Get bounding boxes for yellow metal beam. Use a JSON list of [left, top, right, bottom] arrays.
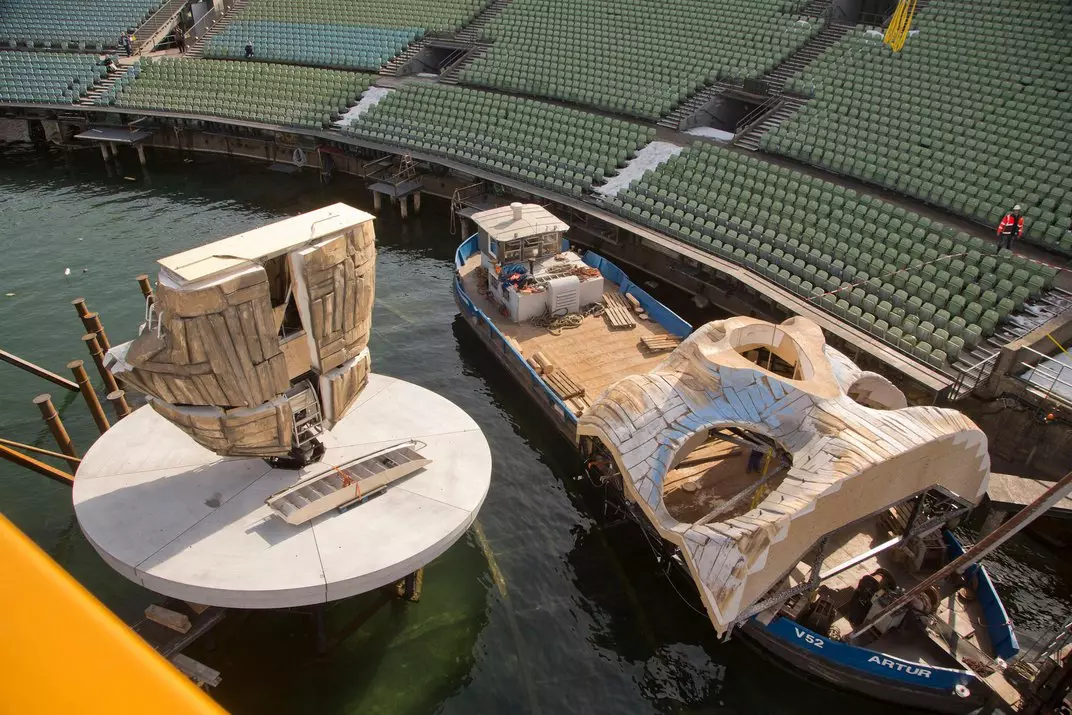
[[0, 514, 227, 714]]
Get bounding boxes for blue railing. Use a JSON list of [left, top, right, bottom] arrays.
[[454, 234, 578, 429], [942, 532, 1019, 660]]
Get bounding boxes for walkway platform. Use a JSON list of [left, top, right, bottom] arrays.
[[988, 473, 1072, 519], [73, 373, 492, 608]]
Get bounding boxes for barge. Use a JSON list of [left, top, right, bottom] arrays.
[[453, 203, 1021, 713]]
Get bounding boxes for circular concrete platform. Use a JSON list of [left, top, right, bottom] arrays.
[[73, 374, 491, 609]]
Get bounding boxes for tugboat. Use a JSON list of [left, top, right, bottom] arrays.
[[454, 203, 1021, 713]]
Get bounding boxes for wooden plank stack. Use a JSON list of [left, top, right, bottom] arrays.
[[544, 367, 585, 400], [641, 335, 683, 353], [602, 292, 637, 330]]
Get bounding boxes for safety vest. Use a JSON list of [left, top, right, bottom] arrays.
[[998, 213, 1023, 237]]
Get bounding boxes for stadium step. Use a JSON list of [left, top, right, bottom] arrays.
[[379, 40, 427, 77], [799, 0, 834, 17], [733, 96, 807, 150], [658, 81, 734, 130], [762, 23, 852, 94], [439, 46, 489, 84], [185, 0, 249, 59], [132, 0, 187, 55], [453, 0, 515, 44]]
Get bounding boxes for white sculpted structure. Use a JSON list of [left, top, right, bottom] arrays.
[[107, 203, 375, 460], [577, 316, 990, 635]]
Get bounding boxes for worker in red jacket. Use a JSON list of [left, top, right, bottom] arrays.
[[996, 204, 1024, 252]]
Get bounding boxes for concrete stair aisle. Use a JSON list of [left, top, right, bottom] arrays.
[[438, 45, 490, 84], [657, 81, 734, 130], [185, 0, 249, 58], [77, 65, 123, 106], [763, 22, 851, 94], [799, 0, 834, 17], [379, 40, 427, 77], [132, 0, 189, 55], [453, 0, 514, 44], [732, 96, 807, 150]]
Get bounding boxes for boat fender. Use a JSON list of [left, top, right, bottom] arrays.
[[293, 147, 307, 167]]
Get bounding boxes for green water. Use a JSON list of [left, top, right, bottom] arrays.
[[1, 144, 1064, 715]]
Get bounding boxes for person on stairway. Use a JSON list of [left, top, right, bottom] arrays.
[[995, 204, 1025, 253]]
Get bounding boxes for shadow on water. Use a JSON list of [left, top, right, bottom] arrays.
[[0, 143, 1065, 715]]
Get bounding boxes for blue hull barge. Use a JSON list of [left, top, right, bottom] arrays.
[[453, 204, 1020, 714]]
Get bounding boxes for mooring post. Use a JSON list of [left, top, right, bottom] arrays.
[[460, 219, 470, 238], [136, 143, 147, 167], [82, 312, 111, 352], [82, 333, 119, 394], [99, 143, 111, 163], [399, 194, 409, 220], [372, 190, 382, 213], [72, 297, 90, 319], [67, 360, 110, 434], [107, 389, 132, 420], [413, 192, 422, 215], [33, 394, 79, 470], [136, 274, 154, 306]]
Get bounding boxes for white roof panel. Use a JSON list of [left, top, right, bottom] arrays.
[[159, 203, 373, 283], [471, 203, 568, 242]]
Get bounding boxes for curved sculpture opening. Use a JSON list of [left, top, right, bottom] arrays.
[[662, 428, 792, 523], [728, 323, 811, 380], [845, 374, 909, 410]]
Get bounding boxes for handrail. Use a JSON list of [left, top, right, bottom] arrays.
[[949, 352, 999, 399]]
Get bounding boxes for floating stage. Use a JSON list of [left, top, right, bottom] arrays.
[[73, 373, 491, 608]]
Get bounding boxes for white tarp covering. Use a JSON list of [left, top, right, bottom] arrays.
[[596, 141, 683, 197], [335, 87, 393, 127]]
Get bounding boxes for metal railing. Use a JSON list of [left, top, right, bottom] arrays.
[[184, 0, 238, 47], [948, 352, 999, 400], [1017, 346, 1072, 408]]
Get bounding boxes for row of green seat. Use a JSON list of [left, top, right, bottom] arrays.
[[0, 0, 164, 49], [0, 51, 109, 104], [103, 58, 373, 128], [204, 20, 419, 71], [461, 0, 820, 119], [605, 142, 1057, 369], [771, 0, 1072, 253], [343, 83, 653, 196], [237, 0, 490, 33]]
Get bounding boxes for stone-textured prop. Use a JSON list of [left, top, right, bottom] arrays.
[[577, 316, 989, 636]]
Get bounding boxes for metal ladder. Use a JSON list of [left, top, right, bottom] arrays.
[[286, 382, 324, 448]]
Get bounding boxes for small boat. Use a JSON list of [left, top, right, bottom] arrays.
[[266, 441, 431, 525], [454, 203, 1021, 713]]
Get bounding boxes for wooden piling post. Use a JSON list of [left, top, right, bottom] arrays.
[[68, 360, 110, 434], [33, 394, 79, 470], [82, 312, 111, 352], [136, 143, 147, 167], [136, 274, 154, 306], [107, 389, 132, 420], [399, 194, 409, 220], [82, 333, 119, 394], [413, 192, 421, 214], [372, 191, 382, 213], [72, 297, 90, 319], [99, 143, 111, 163]]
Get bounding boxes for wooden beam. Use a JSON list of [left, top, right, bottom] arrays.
[[0, 349, 78, 392], [0, 443, 74, 486]]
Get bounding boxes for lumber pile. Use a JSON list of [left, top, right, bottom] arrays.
[[544, 367, 585, 400], [641, 335, 683, 353], [602, 292, 637, 330]]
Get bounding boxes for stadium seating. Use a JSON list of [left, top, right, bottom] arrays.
[[105, 58, 372, 128], [344, 84, 654, 196], [0, 51, 109, 104], [238, 0, 490, 34], [607, 143, 1057, 367], [771, 0, 1072, 253], [0, 0, 164, 50], [461, 0, 821, 119], [204, 21, 419, 71]]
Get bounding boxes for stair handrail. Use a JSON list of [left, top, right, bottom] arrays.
[[948, 352, 999, 399], [734, 96, 781, 136], [184, 0, 237, 46]]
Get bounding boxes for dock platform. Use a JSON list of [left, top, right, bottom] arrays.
[[73, 373, 491, 609], [988, 473, 1072, 519]]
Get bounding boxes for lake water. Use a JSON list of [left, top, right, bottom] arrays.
[[1, 143, 1067, 714]]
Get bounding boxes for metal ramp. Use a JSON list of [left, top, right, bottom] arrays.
[[267, 441, 431, 525]]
